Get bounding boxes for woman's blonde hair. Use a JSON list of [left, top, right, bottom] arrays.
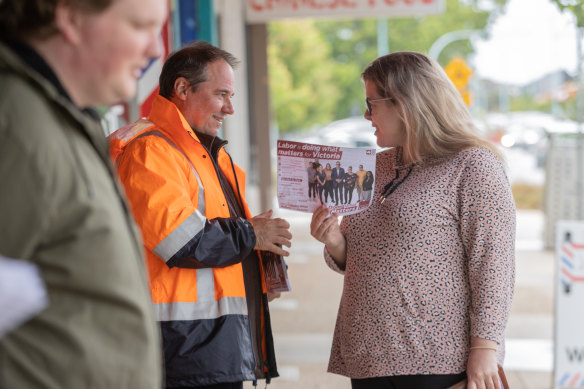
[[361, 51, 502, 165]]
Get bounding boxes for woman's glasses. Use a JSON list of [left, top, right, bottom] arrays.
[[365, 97, 392, 114]]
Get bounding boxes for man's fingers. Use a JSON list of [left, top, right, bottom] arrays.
[[273, 236, 292, 246], [252, 209, 273, 220], [278, 237, 292, 248], [271, 221, 292, 239], [252, 214, 293, 253], [268, 244, 290, 257]]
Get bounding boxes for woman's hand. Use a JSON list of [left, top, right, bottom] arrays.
[[310, 205, 346, 267], [466, 339, 501, 389]]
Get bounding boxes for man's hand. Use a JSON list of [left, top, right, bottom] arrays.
[[250, 210, 292, 256]]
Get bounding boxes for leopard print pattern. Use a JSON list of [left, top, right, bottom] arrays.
[[324, 147, 516, 378]]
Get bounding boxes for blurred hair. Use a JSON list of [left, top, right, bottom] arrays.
[[0, 0, 112, 39], [159, 41, 239, 99], [361, 51, 502, 165]]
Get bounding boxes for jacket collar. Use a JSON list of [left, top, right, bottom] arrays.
[[0, 39, 108, 163], [2, 38, 71, 102], [0, 38, 100, 121], [149, 95, 195, 139]]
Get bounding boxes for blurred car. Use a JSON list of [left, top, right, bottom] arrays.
[[317, 117, 382, 150]]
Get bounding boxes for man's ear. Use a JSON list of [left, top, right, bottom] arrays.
[[54, 1, 84, 45], [173, 77, 190, 101]]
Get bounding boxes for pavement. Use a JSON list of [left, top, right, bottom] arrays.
[[243, 207, 557, 389]]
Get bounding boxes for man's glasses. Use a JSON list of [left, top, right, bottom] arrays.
[[365, 97, 392, 114]]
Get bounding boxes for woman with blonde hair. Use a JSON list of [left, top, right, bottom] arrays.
[[311, 52, 515, 389]]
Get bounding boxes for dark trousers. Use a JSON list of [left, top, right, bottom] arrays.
[[167, 382, 243, 389], [334, 184, 344, 204], [351, 372, 466, 389], [344, 186, 354, 204], [308, 182, 317, 198], [324, 181, 333, 203]]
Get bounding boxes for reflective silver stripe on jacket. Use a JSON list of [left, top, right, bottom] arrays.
[[122, 128, 237, 321], [153, 296, 248, 321], [126, 130, 206, 263], [153, 211, 206, 262]]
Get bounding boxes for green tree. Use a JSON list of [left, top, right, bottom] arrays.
[[268, 0, 509, 133], [550, 0, 584, 27], [267, 21, 339, 133]]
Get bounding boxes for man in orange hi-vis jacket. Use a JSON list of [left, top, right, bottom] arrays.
[[109, 41, 292, 389]]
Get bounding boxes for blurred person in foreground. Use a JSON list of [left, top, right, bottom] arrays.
[[108, 41, 292, 389], [0, 0, 167, 387], [310, 51, 515, 389]]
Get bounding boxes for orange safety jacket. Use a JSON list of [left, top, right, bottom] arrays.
[[108, 95, 278, 387]]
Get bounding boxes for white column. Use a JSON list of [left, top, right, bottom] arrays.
[[215, 0, 250, 176]]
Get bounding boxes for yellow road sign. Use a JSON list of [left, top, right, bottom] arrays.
[[445, 57, 473, 89]]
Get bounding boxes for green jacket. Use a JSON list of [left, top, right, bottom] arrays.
[[0, 40, 163, 388]]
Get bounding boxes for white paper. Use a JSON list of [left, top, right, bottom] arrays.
[[0, 255, 48, 338], [276, 140, 377, 216]]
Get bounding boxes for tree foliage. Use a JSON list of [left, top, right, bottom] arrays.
[[550, 0, 584, 27], [267, 0, 509, 133], [267, 21, 339, 134]]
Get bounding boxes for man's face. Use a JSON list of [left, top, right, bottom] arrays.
[[181, 60, 235, 136], [336, 162, 340, 169], [71, 0, 167, 106]]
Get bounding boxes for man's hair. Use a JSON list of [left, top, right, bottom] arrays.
[[0, 0, 112, 39], [159, 41, 239, 99], [361, 51, 501, 164]]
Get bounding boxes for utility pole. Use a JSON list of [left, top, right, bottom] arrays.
[[377, 19, 389, 57], [577, 27, 584, 219]]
